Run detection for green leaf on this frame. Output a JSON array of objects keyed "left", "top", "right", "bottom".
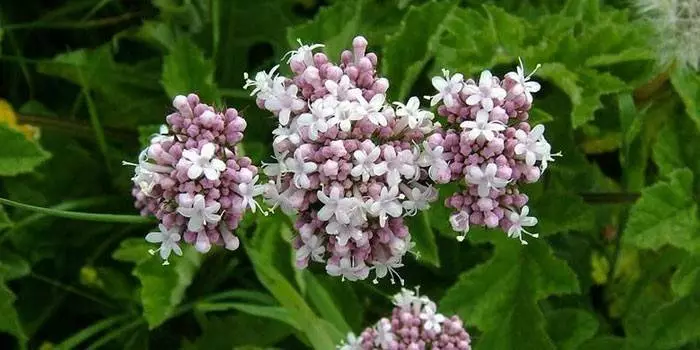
[
  {"left": 183, "top": 314, "right": 292, "bottom": 349},
  {"left": 670, "top": 66, "right": 700, "bottom": 132},
  {"left": 623, "top": 169, "right": 700, "bottom": 253},
  {"left": 652, "top": 112, "right": 700, "bottom": 190},
  {"left": 640, "top": 293, "right": 700, "bottom": 349},
  {"left": 0, "top": 204, "right": 12, "bottom": 229},
  {"left": 303, "top": 272, "right": 351, "bottom": 334},
  {"left": 162, "top": 36, "right": 220, "bottom": 103},
  {"left": 529, "top": 108, "right": 555, "bottom": 124},
  {"left": 580, "top": 336, "right": 629, "bottom": 350},
  {"left": 0, "top": 282, "right": 26, "bottom": 342},
  {"left": 440, "top": 233, "right": 579, "bottom": 350},
  {"left": 670, "top": 254, "right": 700, "bottom": 297},
  {"left": 546, "top": 309, "right": 599, "bottom": 350},
  {"left": 113, "top": 238, "right": 202, "bottom": 328},
  {"left": 584, "top": 48, "right": 655, "bottom": 67},
  {"left": 195, "top": 302, "right": 299, "bottom": 330},
  {"left": 287, "top": 0, "right": 365, "bottom": 61},
  {"left": 56, "top": 314, "right": 132, "bottom": 349},
  {"left": 0, "top": 248, "right": 30, "bottom": 280},
  {"left": 405, "top": 212, "right": 440, "bottom": 267},
  {"left": 382, "top": 0, "right": 458, "bottom": 101},
  {"left": 530, "top": 193, "right": 595, "bottom": 236},
  {"left": 0, "top": 124, "right": 51, "bottom": 176}
]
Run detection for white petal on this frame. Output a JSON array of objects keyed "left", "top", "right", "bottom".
[
  {"left": 145, "top": 232, "right": 164, "bottom": 243},
  {"left": 201, "top": 143, "right": 216, "bottom": 159},
  {"left": 187, "top": 164, "right": 203, "bottom": 179}
]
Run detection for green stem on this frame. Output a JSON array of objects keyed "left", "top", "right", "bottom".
[
  {"left": 220, "top": 88, "right": 255, "bottom": 100},
  {"left": 0, "top": 197, "right": 154, "bottom": 224}
]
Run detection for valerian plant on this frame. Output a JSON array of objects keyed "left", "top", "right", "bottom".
[{"left": 0, "top": 0, "right": 699, "bottom": 349}]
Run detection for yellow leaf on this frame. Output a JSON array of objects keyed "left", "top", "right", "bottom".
[{"left": 0, "top": 99, "right": 40, "bottom": 140}]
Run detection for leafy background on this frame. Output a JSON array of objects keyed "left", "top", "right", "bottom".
[{"left": 1, "top": 0, "right": 699, "bottom": 349}]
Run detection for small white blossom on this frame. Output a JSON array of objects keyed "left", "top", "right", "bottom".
[
  {"left": 149, "top": 124, "right": 174, "bottom": 144},
  {"left": 356, "top": 94, "right": 387, "bottom": 126},
  {"left": 394, "top": 96, "right": 434, "bottom": 129},
  {"left": 296, "top": 234, "right": 325, "bottom": 263},
  {"left": 401, "top": 184, "right": 436, "bottom": 216},
  {"left": 272, "top": 125, "right": 301, "bottom": 146},
  {"left": 328, "top": 100, "right": 363, "bottom": 132},
  {"left": 243, "top": 65, "right": 280, "bottom": 98},
  {"left": 507, "top": 205, "right": 539, "bottom": 245},
  {"left": 505, "top": 58, "right": 541, "bottom": 103},
  {"left": 425, "top": 69, "right": 464, "bottom": 107},
  {"left": 123, "top": 149, "right": 172, "bottom": 196},
  {"left": 371, "top": 256, "right": 404, "bottom": 285},
  {"left": 285, "top": 39, "right": 324, "bottom": 66},
  {"left": 384, "top": 147, "right": 417, "bottom": 187},
  {"left": 465, "top": 163, "right": 509, "bottom": 197},
  {"left": 463, "top": 70, "right": 507, "bottom": 112},
  {"left": 326, "top": 256, "right": 368, "bottom": 282},
  {"left": 337, "top": 332, "right": 362, "bottom": 350},
  {"left": 419, "top": 302, "right": 446, "bottom": 333},
  {"left": 176, "top": 194, "right": 222, "bottom": 232},
  {"left": 351, "top": 146, "right": 387, "bottom": 182},
  {"left": 180, "top": 143, "right": 226, "bottom": 181},
  {"left": 449, "top": 210, "right": 471, "bottom": 242},
  {"left": 392, "top": 288, "right": 418, "bottom": 310},
  {"left": 460, "top": 110, "right": 506, "bottom": 142},
  {"left": 317, "top": 186, "right": 357, "bottom": 224},
  {"left": 514, "top": 125, "right": 562, "bottom": 171},
  {"left": 297, "top": 99, "right": 334, "bottom": 140},
  {"left": 374, "top": 319, "right": 394, "bottom": 349},
  {"left": 417, "top": 141, "right": 449, "bottom": 181},
  {"left": 284, "top": 153, "right": 317, "bottom": 189},
  {"left": 368, "top": 186, "right": 404, "bottom": 227},
  {"left": 265, "top": 83, "right": 306, "bottom": 126},
  {"left": 326, "top": 218, "right": 364, "bottom": 246},
  {"left": 145, "top": 224, "right": 183, "bottom": 265},
  {"left": 325, "top": 75, "right": 362, "bottom": 101},
  {"left": 236, "top": 175, "right": 266, "bottom": 214}
]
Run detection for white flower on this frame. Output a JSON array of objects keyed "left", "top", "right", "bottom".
[
  {"left": 285, "top": 39, "right": 324, "bottom": 66},
  {"left": 417, "top": 141, "right": 449, "bottom": 181},
  {"left": 505, "top": 58, "right": 541, "bottom": 103},
  {"left": 296, "top": 234, "right": 325, "bottom": 263},
  {"left": 392, "top": 288, "right": 418, "bottom": 310},
  {"left": 262, "top": 150, "right": 289, "bottom": 183},
  {"left": 337, "top": 332, "right": 362, "bottom": 350},
  {"left": 384, "top": 147, "right": 417, "bottom": 187},
  {"left": 326, "top": 256, "right": 368, "bottom": 282},
  {"left": 351, "top": 146, "right": 387, "bottom": 182},
  {"left": 145, "top": 224, "right": 183, "bottom": 265},
  {"left": 176, "top": 194, "right": 222, "bottom": 232},
  {"left": 507, "top": 205, "right": 539, "bottom": 245},
  {"left": 463, "top": 70, "right": 507, "bottom": 112},
  {"left": 325, "top": 75, "right": 362, "bottom": 101},
  {"left": 265, "top": 184, "right": 304, "bottom": 215},
  {"left": 368, "top": 186, "right": 403, "bottom": 227},
  {"left": 317, "top": 187, "right": 348, "bottom": 223},
  {"left": 419, "top": 302, "right": 446, "bottom": 333},
  {"left": 514, "top": 125, "right": 562, "bottom": 171},
  {"left": 149, "top": 124, "right": 174, "bottom": 144},
  {"left": 236, "top": 175, "right": 266, "bottom": 213},
  {"left": 272, "top": 125, "right": 301, "bottom": 146},
  {"left": 374, "top": 319, "right": 394, "bottom": 349},
  {"left": 460, "top": 110, "right": 506, "bottom": 142},
  {"left": 394, "top": 96, "right": 434, "bottom": 129},
  {"left": 123, "top": 149, "right": 172, "bottom": 196},
  {"left": 425, "top": 69, "right": 464, "bottom": 107},
  {"left": 356, "top": 94, "right": 387, "bottom": 126},
  {"left": 449, "top": 210, "right": 471, "bottom": 242},
  {"left": 465, "top": 163, "right": 509, "bottom": 197},
  {"left": 284, "top": 153, "right": 317, "bottom": 189},
  {"left": 328, "top": 100, "right": 363, "bottom": 132},
  {"left": 326, "top": 218, "right": 364, "bottom": 246},
  {"left": 243, "top": 64, "right": 280, "bottom": 98},
  {"left": 264, "top": 82, "right": 306, "bottom": 126},
  {"left": 371, "top": 256, "right": 404, "bottom": 285},
  {"left": 536, "top": 138, "right": 562, "bottom": 172},
  {"left": 180, "top": 143, "right": 227, "bottom": 181},
  {"left": 401, "top": 184, "right": 436, "bottom": 216},
  {"left": 297, "top": 99, "right": 334, "bottom": 140}
]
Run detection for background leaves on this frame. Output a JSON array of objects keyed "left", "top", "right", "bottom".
[{"left": 1, "top": 0, "right": 699, "bottom": 349}]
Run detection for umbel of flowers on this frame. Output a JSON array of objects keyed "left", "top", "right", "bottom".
[
  {"left": 426, "top": 60, "right": 560, "bottom": 244},
  {"left": 125, "top": 94, "right": 261, "bottom": 264},
  {"left": 338, "top": 288, "right": 471, "bottom": 350},
  {"left": 244, "top": 36, "right": 449, "bottom": 283}
]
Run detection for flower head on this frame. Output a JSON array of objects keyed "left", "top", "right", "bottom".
[{"left": 145, "top": 224, "right": 183, "bottom": 265}]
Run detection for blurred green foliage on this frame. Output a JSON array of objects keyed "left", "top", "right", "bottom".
[{"left": 1, "top": 0, "right": 699, "bottom": 349}]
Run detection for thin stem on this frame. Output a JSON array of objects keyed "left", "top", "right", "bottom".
[
  {"left": 0, "top": 197, "right": 154, "bottom": 224},
  {"left": 578, "top": 192, "right": 640, "bottom": 204},
  {"left": 220, "top": 88, "right": 256, "bottom": 100},
  {"left": 2, "top": 12, "right": 144, "bottom": 30},
  {"left": 29, "top": 272, "right": 114, "bottom": 309}
]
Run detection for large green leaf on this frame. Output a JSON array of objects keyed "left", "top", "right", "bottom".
[
  {"left": 0, "top": 248, "right": 30, "bottom": 281},
  {"left": 546, "top": 309, "right": 599, "bottom": 350},
  {"left": 0, "top": 124, "right": 51, "bottom": 176},
  {"left": 623, "top": 169, "right": 700, "bottom": 253},
  {"left": 0, "top": 204, "right": 13, "bottom": 229},
  {"left": 652, "top": 112, "right": 700, "bottom": 191},
  {"left": 113, "top": 238, "right": 202, "bottom": 328},
  {"left": 405, "top": 212, "right": 440, "bottom": 267},
  {"left": 638, "top": 293, "right": 700, "bottom": 349},
  {"left": 382, "top": 0, "right": 458, "bottom": 101},
  {"left": 670, "top": 66, "right": 700, "bottom": 131},
  {"left": 162, "top": 36, "right": 220, "bottom": 103},
  {"left": 529, "top": 193, "right": 595, "bottom": 236},
  {"left": 0, "top": 282, "right": 25, "bottom": 342},
  {"left": 440, "top": 232, "right": 579, "bottom": 350}
]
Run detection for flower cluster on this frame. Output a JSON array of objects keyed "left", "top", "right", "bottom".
[
  {"left": 427, "top": 60, "right": 559, "bottom": 244},
  {"left": 338, "top": 288, "right": 471, "bottom": 350},
  {"left": 125, "top": 94, "right": 261, "bottom": 264},
  {"left": 245, "top": 36, "right": 447, "bottom": 283}
]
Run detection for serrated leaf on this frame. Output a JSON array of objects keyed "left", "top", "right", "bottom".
[
  {"left": 530, "top": 193, "right": 595, "bottom": 236},
  {"left": 440, "top": 233, "right": 579, "bottom": 350},
  {"left": 0, "top": 124, "right": 51, "bottom": 176},
  {"left": 546, "top": 309, "right": 599, "bottom": 350},
  {"left": 652, "top": 109, "right": 700, "bottom": 190},
  {"left": 162, "top": 36, "right": 220, "bottom": 103},
  {"left": 641, "top": 293, "right": 700, "bottom": 349},
  {"left": 670, "top": 66, "right": 700, "bottom": 132},
  {"left": 623, "top": 169, "right": 700, "bottom": 253},
  {"left": 670, "top": 255, "right": 700, "bottom": 297},
  {"left": 0, "top": 248, "right": 30, "bottom": 281},
  {"left": 113, "top": 238, "right": 201, "bottom": 328},
  {"left": 382, "top": 0, "right": 458, "bottom": 101},
  {"left": 585, "top": 48, "right": 655, "bottom": 67},
  {"left": 0, "top": 282, "right": 26, "bottom": 342},
  {"left": 405, "top": 212, "right": 440, "bottom": 267}
]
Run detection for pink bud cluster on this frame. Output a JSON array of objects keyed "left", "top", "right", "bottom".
[
  {"left": 338, "top": 288, "right": 471, "bottom": 350},
  {"left": 245, "top": 37, "right": 448, "bottom": 283},
  {"left": 426, "top": 62, "right": 560, "bottom": 244},
  {"left": 126, "top": 94, "right": 261, "bottom": 264}
]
